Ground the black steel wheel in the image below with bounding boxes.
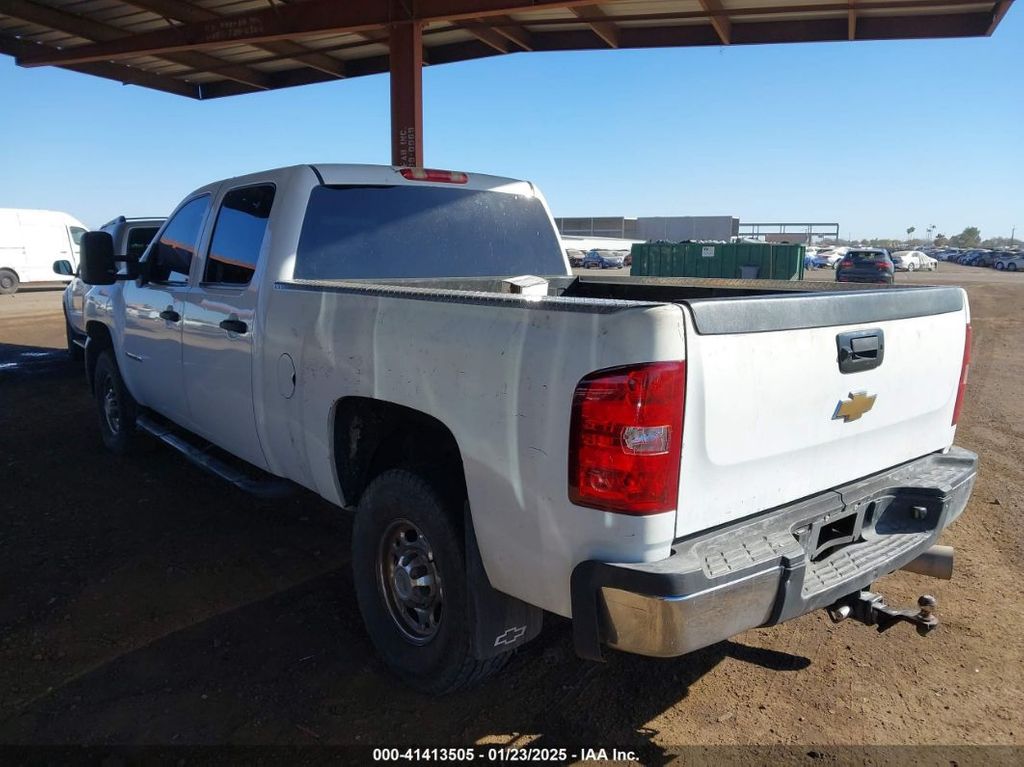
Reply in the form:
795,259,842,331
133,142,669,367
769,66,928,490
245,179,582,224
352,469,508,694
93,350,138,455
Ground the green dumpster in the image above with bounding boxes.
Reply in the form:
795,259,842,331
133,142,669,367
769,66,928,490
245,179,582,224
629,241,805,280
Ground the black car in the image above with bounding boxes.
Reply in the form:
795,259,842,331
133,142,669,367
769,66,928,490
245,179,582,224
836,248,894,285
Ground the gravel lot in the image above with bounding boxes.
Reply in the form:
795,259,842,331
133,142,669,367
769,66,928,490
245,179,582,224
0,265,1021,755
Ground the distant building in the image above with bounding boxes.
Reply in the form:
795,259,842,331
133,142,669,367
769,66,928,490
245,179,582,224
555,216,739,242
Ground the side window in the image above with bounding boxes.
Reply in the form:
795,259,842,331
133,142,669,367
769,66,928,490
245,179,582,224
126,226,159,260
69,227,87,247
204,185,275,285
151,196,210,283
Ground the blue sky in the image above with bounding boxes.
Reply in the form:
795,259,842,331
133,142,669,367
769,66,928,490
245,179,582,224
1,9,1021,241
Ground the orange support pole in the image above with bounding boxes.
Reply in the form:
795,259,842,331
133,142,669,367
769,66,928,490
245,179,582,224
390,20,423,167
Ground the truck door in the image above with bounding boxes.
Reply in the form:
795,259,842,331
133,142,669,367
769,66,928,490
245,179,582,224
181,184,275,470
121,195,212,425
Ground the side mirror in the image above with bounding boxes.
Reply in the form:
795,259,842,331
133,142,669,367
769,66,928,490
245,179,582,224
52,259,75,277
79,231,116,285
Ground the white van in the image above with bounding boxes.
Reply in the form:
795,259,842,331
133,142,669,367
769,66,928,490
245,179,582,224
0,209,88,294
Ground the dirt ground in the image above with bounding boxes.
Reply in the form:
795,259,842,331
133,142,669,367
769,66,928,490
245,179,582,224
0,266,1021,757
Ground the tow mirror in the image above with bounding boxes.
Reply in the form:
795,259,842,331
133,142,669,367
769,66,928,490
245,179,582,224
79,231,116,285
52,259,74,277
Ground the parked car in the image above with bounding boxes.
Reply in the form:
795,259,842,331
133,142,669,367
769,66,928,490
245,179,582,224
53,216,164,359
75,163,976,693
0,208,87,294
816,247,848,269
891,250,934,272
994,254,1024,271
582,248,626,269
836,248,894,285
565,248,585,267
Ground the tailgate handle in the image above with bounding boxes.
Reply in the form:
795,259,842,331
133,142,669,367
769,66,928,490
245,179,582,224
837,329,884,373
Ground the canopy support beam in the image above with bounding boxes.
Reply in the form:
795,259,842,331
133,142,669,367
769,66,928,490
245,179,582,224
390,21,423,167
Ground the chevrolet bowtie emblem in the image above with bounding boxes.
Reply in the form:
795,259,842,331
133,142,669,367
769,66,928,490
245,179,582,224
833,391,877,422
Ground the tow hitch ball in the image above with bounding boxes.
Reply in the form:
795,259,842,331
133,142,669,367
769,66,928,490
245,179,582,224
827,591,939,636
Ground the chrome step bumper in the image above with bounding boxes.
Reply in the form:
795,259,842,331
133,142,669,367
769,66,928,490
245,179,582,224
570,447,978,661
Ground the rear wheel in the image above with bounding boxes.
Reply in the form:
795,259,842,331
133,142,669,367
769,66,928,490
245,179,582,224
1009,263,1019,272
352,469,508,694
93,350,138,455
0,268,18,295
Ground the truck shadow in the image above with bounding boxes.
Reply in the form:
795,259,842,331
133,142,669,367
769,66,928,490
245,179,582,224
0,361,810,757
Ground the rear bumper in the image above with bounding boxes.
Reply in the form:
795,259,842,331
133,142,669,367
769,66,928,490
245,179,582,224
570,447,977,660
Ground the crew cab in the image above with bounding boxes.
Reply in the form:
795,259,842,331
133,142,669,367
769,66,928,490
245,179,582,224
76,164,977,693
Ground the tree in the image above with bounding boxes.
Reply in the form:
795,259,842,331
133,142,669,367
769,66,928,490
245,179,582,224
906,226,916,245
981,236,1015,248
950,226,981,249
934,233,948,247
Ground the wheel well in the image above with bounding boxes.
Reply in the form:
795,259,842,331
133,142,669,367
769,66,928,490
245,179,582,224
333,398,467,510
85,321,113,391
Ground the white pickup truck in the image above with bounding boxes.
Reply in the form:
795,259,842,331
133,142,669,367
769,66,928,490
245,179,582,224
76,164,977,693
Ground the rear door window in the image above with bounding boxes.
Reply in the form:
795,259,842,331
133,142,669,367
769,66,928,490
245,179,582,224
204,185,275,285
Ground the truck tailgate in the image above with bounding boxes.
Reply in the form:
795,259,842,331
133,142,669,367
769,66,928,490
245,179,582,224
675,287,969,538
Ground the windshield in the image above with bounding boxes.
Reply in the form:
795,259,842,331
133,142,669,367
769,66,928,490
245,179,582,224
295,185,566,280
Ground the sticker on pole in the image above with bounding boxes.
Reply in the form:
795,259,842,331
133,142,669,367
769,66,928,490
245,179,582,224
701,246,715,258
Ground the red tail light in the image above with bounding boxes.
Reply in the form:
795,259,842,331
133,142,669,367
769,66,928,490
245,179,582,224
399,167,468,184
839,259,853,269
876,261,890,270
568,361,685,515
951,323,972,425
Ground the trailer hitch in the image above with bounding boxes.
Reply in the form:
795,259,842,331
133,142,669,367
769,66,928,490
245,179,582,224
827,591,938,636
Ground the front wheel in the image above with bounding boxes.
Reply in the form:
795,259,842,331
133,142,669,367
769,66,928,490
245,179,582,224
1009,263,1019,272
995,262,1005,270
907,263,916,272
352,469,508,694
93,350,139,455
0,268,19,295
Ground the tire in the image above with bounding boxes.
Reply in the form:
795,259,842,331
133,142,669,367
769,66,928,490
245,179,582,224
0,268,19,295
352,469,508,694
93,350,139,455
995,262,1005,270
907,263,916,272
1009,263,1018,272
65,317,84,362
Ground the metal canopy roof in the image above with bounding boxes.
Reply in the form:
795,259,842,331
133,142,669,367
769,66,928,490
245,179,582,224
0,1,1014,100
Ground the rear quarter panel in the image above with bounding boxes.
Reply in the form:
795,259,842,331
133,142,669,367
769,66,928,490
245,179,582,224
262,284,687,617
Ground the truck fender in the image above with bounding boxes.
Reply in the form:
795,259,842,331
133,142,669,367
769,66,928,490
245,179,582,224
464,504,543,659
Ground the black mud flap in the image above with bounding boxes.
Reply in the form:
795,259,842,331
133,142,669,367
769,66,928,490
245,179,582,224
464,507,543,660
